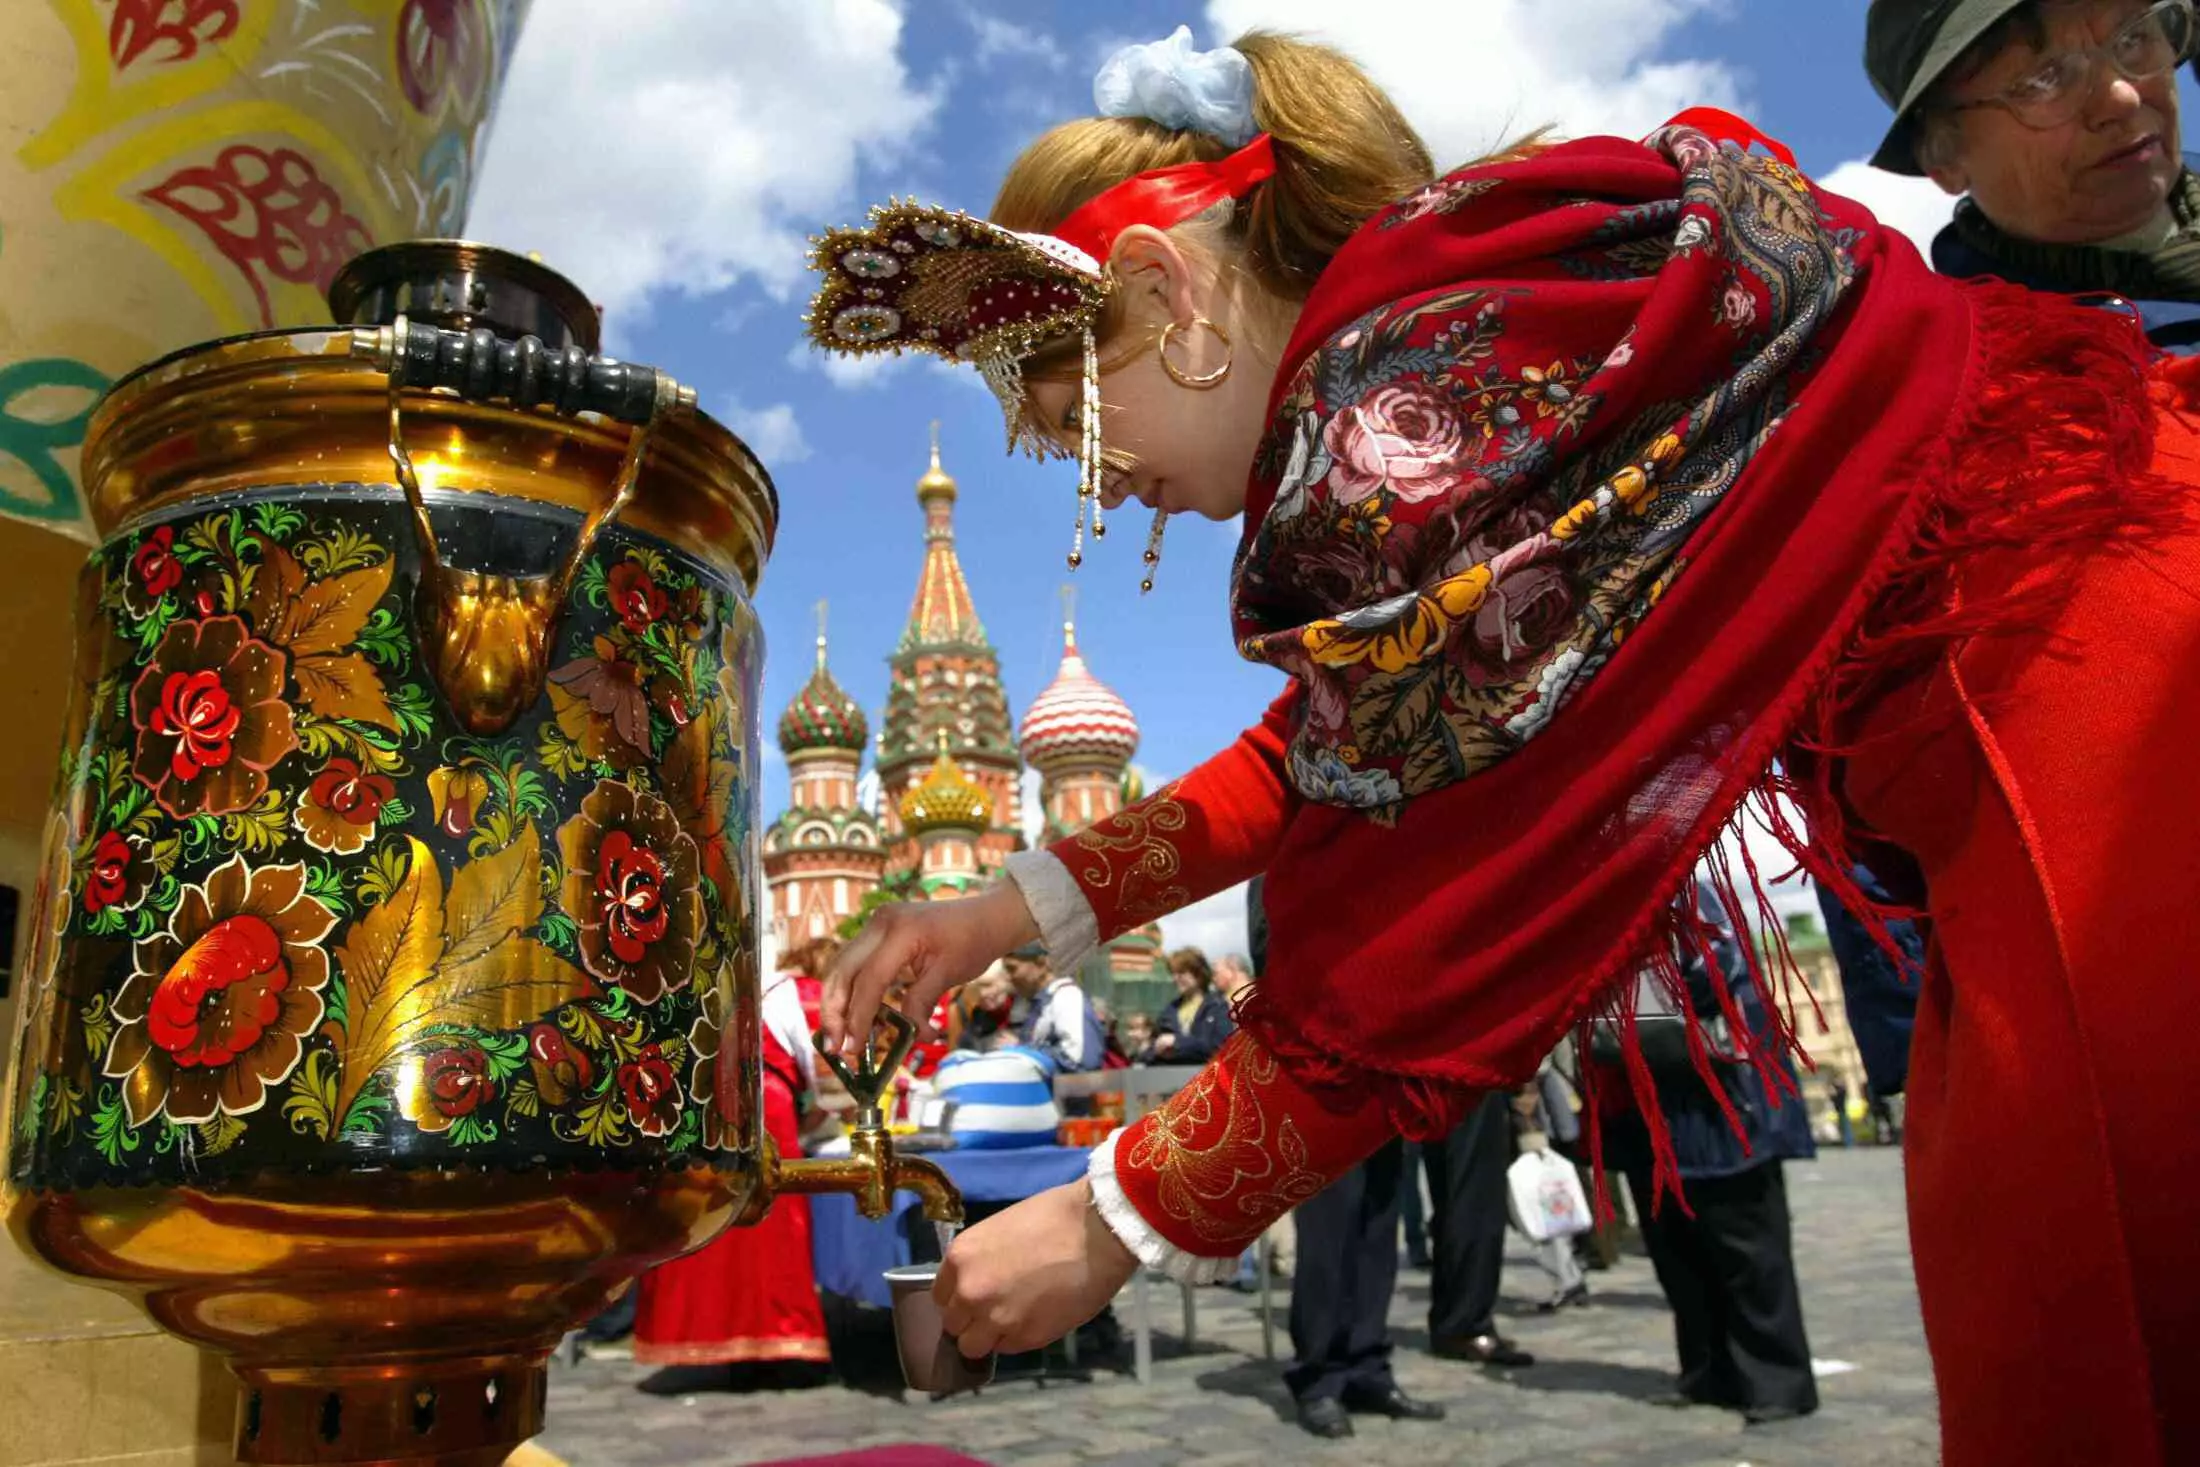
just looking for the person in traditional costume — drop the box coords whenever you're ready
[632,953,832,1387]
[808,26,2200,1465]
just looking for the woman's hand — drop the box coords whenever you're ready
[821,880,1038,1057]
[934,1178,1140,1358]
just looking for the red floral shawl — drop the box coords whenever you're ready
[1224,125,2178,1183]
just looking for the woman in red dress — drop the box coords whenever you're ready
[810,28,2200,1465]
[632,949,831,1386]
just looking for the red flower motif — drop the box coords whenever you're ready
[618,1043,683,1138]
[427,764,493,839]
[606,562,669,632]
[130,616,297,819]
[127,525,183,613]
[397,0,489,116]
[557,781,702,1004]
[83,830,151,915]
[141,145,372,329]
[527,1022,596,1107]
[107,0,239,71]
[104,858,335,1127]
[294,757,396,855]
[596,830,670,964]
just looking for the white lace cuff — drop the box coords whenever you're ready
[1000,849,1100,971]
[1086,1128,1241,1285]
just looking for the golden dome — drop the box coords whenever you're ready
[917,422,957,503]
[899,737,991,836]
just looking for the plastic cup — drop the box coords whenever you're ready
[883,1263,995,1398]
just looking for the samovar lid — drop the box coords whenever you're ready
[328,239,603,354]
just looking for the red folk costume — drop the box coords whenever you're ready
[634,973,830,1367]
[808,114,2200,1466]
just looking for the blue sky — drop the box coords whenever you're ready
[465,2,2197,953]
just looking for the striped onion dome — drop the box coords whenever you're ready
[777,632,868,755]
[1019,620,1139,775]
[898,739,993,836]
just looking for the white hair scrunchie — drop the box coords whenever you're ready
[1092,25,1259,147]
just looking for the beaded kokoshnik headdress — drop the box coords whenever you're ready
[802,28,1276,588]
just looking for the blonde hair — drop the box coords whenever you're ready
[991,31,1543,381]
[995,32,1435,297]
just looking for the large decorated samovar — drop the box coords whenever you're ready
[1,242,960,1466]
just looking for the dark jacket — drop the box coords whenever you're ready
[1930,161,2200,355]
[1153,987,1235,1066]
[1603,880,1816,1182]
[1814,864,1925,1099]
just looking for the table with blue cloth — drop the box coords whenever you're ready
[808,1145,1092,1308]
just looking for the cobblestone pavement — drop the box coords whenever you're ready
[538,1148,1936,1466]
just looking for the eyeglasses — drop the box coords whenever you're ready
[1945,0,2196,131]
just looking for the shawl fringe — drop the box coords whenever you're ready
[1234,282,2192,1213]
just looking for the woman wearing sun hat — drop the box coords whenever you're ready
[813,26,2200,1464]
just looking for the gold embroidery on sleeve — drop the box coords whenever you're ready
[1122,1032,1328,1244]
[1070,782,1191,929]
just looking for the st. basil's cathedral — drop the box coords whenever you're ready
[763,433,1170,1016]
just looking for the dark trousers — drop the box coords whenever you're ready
[1626,1161,1818,1414]
[1423,1091,1513,1341]
[1286,1138,1404,1402]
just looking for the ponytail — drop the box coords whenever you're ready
[992,31,1442,300]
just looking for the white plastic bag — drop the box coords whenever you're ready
[1506,1149,1594,1242]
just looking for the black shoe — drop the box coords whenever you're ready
[1536,1283,1590,1313]
[1744,1402,1818,1426]
[1431,1333,1535,1367]
[1343,1385,1446,1421]
[636,1364,729,1395]
[1404,1247,1432,1269]
[1296,1396,1355,1438]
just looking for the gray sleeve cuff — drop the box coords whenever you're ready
[1000,848,1100,971]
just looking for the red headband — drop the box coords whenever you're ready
[1053,133,1278,265]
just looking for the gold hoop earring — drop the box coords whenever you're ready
[1158,318,1232,390]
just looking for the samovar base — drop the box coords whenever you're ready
[233,1356,547,1466]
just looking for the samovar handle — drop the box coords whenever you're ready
[349,316,698,735]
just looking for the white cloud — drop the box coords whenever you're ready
[1205,0,1747,165]
[784,340,910,389]
[1815,160,1959,254]
[969,10,1068,71]
[723,400,812,463]
[466,0,935,339]
[1157,880,1252,962]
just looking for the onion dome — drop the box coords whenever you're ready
[916,427,958,503]
[777,619,868,755]
[899,735,993,836]
[1020,617,1139,775]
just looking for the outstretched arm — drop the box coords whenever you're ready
[821,688,1302,1059]
[1002,687,1301,969]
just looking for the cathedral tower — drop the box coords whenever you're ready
[763,606,885,950]
[874,427,1023,873]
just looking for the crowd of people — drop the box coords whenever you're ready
[618,2,2200,1462]
[805,2,2200,1464]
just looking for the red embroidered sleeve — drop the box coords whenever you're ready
[1051,688,1300,943]
[1110,1029,1397,1256]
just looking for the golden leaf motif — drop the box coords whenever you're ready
[293,651,398,730]
[245,540,306,641]
[443,822,542,967]
[331,838,446,1118]
[281,560,394,658]
[330,832,593,1122]
[435,940,596,1033]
